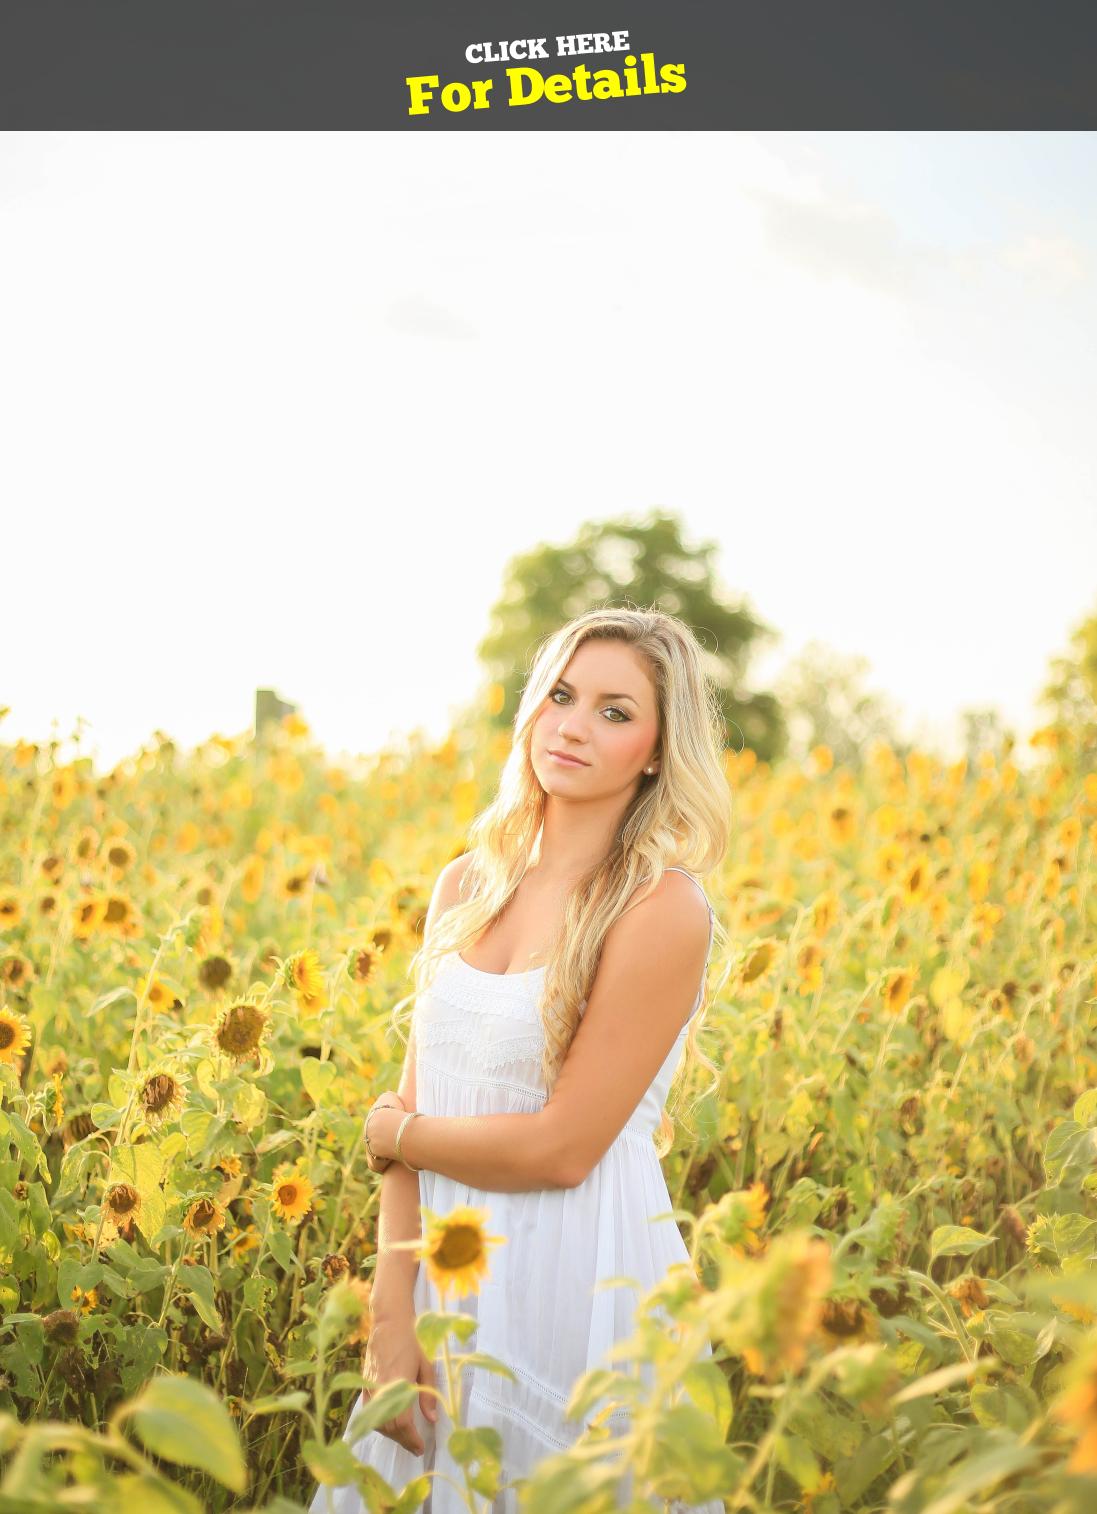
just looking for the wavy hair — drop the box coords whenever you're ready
[408,606,733,1156]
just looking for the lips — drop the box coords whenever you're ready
[548,749,589,767]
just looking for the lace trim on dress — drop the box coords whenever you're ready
[428,959,544,1021]
[415,1014,547,1075]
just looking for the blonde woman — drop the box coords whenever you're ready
[312,607,732,1514]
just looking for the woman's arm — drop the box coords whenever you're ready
[368,1025,425,1320]
[369,871,711,1192]
[368,854,472,1316]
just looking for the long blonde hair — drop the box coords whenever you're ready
[410,606,733,1156]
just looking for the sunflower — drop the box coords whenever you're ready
[62,1111,96,1148]
[183,1196,228,1239]
[71,893,107,940]
[42,1309,80,1345]
[948,1275,990,1318]
[284,948,324,1000]
[279,870,312,901]
[347,943,384,985]
[270,1166,316,1225]
[795,941,824,996]
[882,968,916,1015]
[902,855,932,904]
[230,1227,261,1261]
[198,954,233,991]
[100,893,139,937]
[136,973,177,1014]
[817,1297,878,1348]
[102,837,136,874]
[0,953,35,992]
[322,1253,351,1285]
[827,806,856,845]
[705,1182,768,1257]
[811,891,840,934]
[0,891,23,931]
[741,1233,833,1381]
[50,767,78,810]
[211,998,270,1063]
[240,855,265,904]
[0,1006,31,1066]
[72,825,99,863]
[139,1070,187,1127]
[39,852,64,882]
[37,892,59,918]
[739,938,777,986]
[414,1204,506,1304]
[101,1182,142,1241]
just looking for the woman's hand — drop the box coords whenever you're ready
[364,1093,406,1174]
[359,1310,439,1457]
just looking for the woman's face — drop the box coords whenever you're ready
[531,639,660,797]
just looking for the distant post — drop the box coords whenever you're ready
[254,688,297,736]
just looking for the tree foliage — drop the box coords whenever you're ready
[1039,598,1097,763]
[475,511,786,760]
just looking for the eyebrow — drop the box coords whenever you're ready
[556,678,639,706]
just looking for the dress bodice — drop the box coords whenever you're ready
[413,870,715,1142]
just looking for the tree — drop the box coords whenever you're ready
[771,641,906,768]
[1039,600,1097,762]
[475,510,786,761]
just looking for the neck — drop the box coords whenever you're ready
[529,790,636,885]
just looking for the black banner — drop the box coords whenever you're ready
[1,0,1096,129]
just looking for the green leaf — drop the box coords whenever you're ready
[1044,1120,1097,1188]
[301,1060,337,1104]
[123,1374,247,1492]
[0,1190,19,1252]
[414,1309,478,1358]
[447,1426,504,1497]
[241,1390,310,1416]
[178,1264,222,1332]
[970,1382,1037,1433]
[679,1359,733,1439]
[834,1435,897,1506]
[920,1440,1042,1514]
[1073,1089,1097,1128]
[302,1437,363,1486]
[85,984,137,1018]
[929,1225,993,1261]
[107,1473,204,1513]
[346,1379,418,1439]
[892,1358,989,1404]
[774,1432,823,1492]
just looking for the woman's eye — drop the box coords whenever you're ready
[550,689,628,722]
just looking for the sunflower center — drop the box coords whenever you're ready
[435,1224,483,1270]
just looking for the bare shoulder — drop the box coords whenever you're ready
[431,851,475,918]
[604,868,711,974]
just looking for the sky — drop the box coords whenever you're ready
[2,130,1095,771]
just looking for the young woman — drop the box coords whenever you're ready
[311,607,731,1513]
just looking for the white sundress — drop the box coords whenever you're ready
[310,868,723,1514]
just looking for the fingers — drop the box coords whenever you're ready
[380,1412,423,1457]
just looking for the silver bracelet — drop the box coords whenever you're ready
[394,1110,423,1173]
[363,1099,402,1165]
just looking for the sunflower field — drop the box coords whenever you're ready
[1,703,1096,1512]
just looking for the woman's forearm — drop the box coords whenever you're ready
[369,1159,424,1319]
[377,1107,571,1193]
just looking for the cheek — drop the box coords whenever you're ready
[607,724,652,766]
